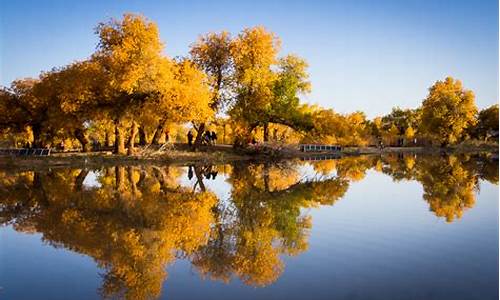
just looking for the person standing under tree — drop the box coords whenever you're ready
[204,130,212,145]
[211,131,217,145]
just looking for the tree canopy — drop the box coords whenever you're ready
[420,77,477,146]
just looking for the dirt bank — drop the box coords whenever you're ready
[0,142,497,170]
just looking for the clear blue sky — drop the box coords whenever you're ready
[1,0,498,117]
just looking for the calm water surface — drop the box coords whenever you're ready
[0,154,498,299]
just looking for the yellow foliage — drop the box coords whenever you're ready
[420,77,477,145]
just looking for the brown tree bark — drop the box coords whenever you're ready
[104,167,113,177]
[75,128,91,152]
[263,122,269,142]
[137,170,147,188]
[193,165,206,192]
[74,169,89,191]
[114,119,126,155]
[263,163,270,192]
[127,121,139,155]
[138,126,147,146]
[32,124,43,148]
[105,130,113,147]
[151,121,165,145]
[128,166,138,196]
[152,167,168,193]
[193,122,205,149]
[115,166,125,192]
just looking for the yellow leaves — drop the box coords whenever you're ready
[190,31,232,78]
[475,104,499,139]
[95,14,164,94]
[167,59,214,123]
[420,76,478,145]
[388,124,399,136]
[312,160,337,175]
[229,26,280,124]
[121,230,145,259]
[93,13,169,106]
[12,166,218,299]
[189,31,234,112]
[233,227,284,287]
[405,126,415,139]
[231,26,280,72]
[404,156,416,170]
[277,54,311,94]
[305,108,370,146]
[415,155,478,222]
[244,164,300,191]
[46,61,102,114]
[61,209,82,224]
[2,16,316,151]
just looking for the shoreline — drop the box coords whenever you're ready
[0,143,497,171]
[342,144,499,155]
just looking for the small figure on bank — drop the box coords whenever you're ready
[204,130,212,145]
[187,165,194,180]
[187,130,193,147]
[376,137,383,150]
[211,131,217,145]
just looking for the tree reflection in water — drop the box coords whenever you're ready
[0,153,497,299]
[378,153,497,222]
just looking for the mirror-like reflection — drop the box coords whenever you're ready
[0,153,497,299]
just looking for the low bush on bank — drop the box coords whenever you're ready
[240,142,298,158]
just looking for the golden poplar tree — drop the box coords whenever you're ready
[420,77,477,146]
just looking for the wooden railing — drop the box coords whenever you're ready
[299,144,342,152]
[301,153,342,161]
[0,148,51,156]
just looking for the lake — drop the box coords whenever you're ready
[0,153,498,300]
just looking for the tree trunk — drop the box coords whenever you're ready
[263,163,270,192]
[151,122,165,145]
[115,166,125,192]
[153,167,168,193]
[137,170,147,188]
[75,128,91,152]
[114,119,126,155]
[105,130,113,147]
[138,126,147,146]
[263,122,269,142]
[32,124,42,148]
[193,165,206,192]
[74,169,89,191]
[127,121,139,155]
[193,123,205,149]
[223,124,226,144]
[128,166,138,196]
[105,167,113,177]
